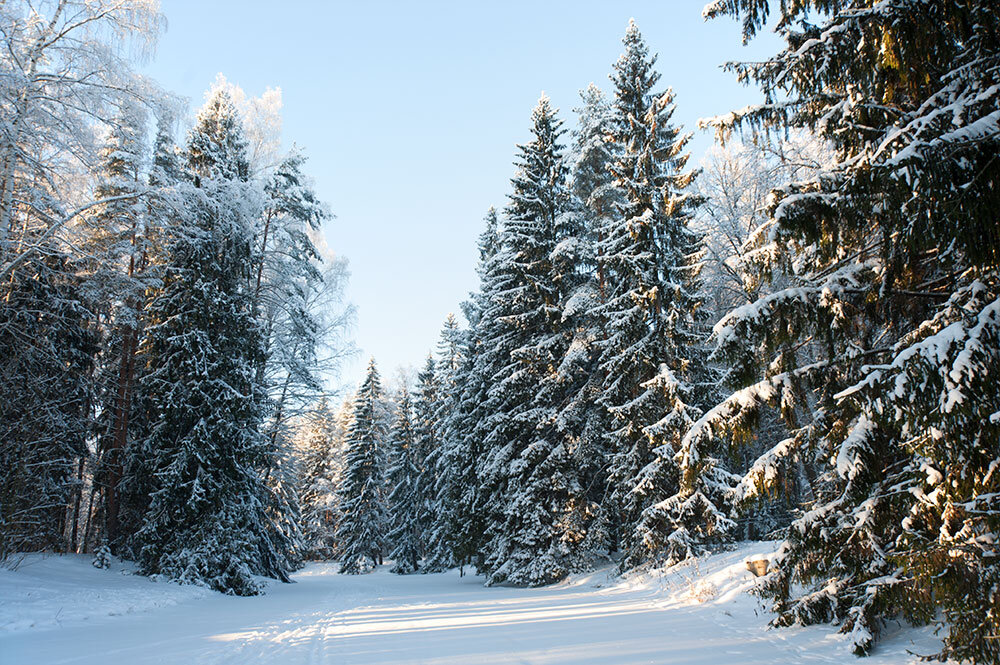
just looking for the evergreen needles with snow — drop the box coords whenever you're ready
[296,399,341,560]
[129,90,291,595]
[475,97,586,587]
[337,358,389,575]
[592,20,713,569]
[421,314,467,572]
[386,387,421,574]
[698,0,1000,659]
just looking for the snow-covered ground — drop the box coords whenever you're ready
[1,543,945,664]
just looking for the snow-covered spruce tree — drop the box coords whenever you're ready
[337,358,389,574]
[525,107,609,572]
[129,89,290,595]
[114,114,184,555]
[439,209,503,574]
[412,354,439,557]
[78,114,188,555]
[693,136,831,541]
[563,85,621,558]
[421,314,466,572]
[386,386,422,574]
[327,398,355,558]
[477,95,585,586]
[303,396,353,561]
[296,398,340,560]
[592,20,714,570]
[264,430,306,570]
[693,1,1000,658]
[469,212,534,580]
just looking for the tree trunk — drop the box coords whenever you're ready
[68,457,85,553]
[104,239,140,551]
[105,322,138,550]
[81,482,99,553]
[254,208,274,307]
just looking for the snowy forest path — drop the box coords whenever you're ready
[1,549,938,664]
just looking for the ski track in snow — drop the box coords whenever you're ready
[0,543,944,665]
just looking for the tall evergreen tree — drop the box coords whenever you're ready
[592,20,710,569]
[386,386,421,574]
[296,398,340,560]
[128,89,289,595]
[337,358,389,574]
[544,85,622,561]
[442,209,503,573]
[694,1,1000,659]
[115,113,183,554]
[411,354,439,556]
[477,96,583,586]
[421,314,465,572]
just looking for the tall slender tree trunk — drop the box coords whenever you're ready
[104,231,141,551]
[254,208,274,305]
[105,323,138,549]
[81,481,98,553]
[252,208,275,390]
[68,457,85,552]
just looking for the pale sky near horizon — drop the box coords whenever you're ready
[142,1,781,393]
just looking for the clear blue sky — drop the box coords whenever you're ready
[143,1,779,391]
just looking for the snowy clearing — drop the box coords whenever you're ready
[1,543,945,665]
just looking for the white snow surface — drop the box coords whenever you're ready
[1,543,946,664]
